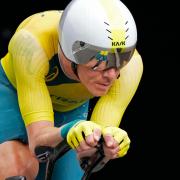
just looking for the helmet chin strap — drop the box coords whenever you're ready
[71,62,80,80]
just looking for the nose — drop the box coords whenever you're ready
[103,68,118,80]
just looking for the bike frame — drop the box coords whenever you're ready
[35,139,105,180]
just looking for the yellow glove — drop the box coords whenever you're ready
[67,121,102,149]
[102,127,130,157]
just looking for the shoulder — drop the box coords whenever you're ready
[121,49,143,74]
[9,10,64,59]
[8,29,49,74]
[16,10,62,32]
[8,29,43,54]
[13,10,62,39]
[131,49,143,65]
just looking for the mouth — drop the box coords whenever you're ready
[95,82,110,91]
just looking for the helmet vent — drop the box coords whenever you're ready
[108,36,113,40]
[125,21,129,39]
[104,22,113,41]
[106,29,112,33]
[104,22,110,26]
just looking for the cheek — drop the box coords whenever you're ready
[79,68,99,83]
[87,72,102,84]
[78,68,90,84]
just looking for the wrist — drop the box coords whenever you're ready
[60,119,84,139]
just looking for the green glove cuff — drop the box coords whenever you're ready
[60,119,81,139]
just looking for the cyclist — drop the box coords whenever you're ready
[0,0,143,179]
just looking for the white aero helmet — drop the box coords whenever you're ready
[59,0,137,69]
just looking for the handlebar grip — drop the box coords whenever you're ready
[35,139,71,163]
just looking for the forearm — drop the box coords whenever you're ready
[33,126,63,148]
[90,98,124,127]
[26,121,64,154]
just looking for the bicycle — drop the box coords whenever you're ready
[35,138,105,180]
[5,138,105,180]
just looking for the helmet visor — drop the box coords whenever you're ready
[72,41,135,69]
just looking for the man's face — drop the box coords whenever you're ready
[58,45,120,96]
[78,58,120,96]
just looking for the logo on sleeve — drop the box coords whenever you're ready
[45,66,59,82]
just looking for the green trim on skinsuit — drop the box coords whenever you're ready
[45,54,78,86]
[60,119,81,138]
[0,62,28,144]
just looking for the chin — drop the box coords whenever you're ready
[90,89,108,97]
[84,83,110,97]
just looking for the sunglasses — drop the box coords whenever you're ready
[72,41,135,69]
